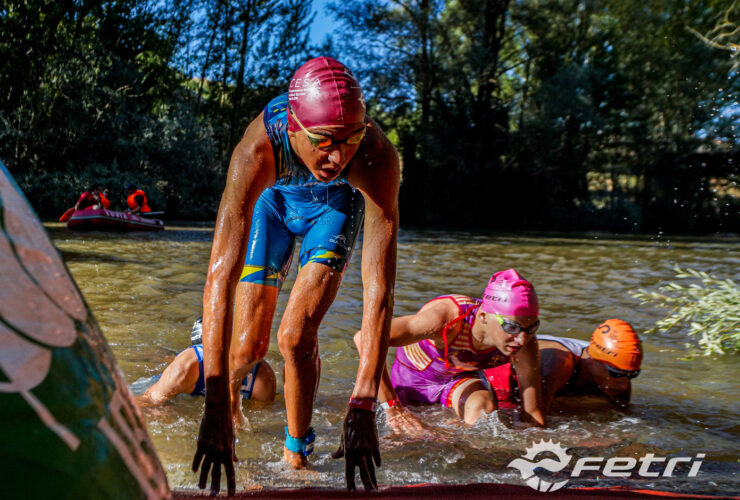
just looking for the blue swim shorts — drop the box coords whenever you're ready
[239,183,365,287]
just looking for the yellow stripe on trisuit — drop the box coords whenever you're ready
[239,265,279,281]
[306,250,340,264]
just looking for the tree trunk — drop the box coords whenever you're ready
[197,0,224,111]
[229,0,253,149]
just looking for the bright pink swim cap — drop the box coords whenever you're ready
[287,57,366,133]
[481,269,539,317]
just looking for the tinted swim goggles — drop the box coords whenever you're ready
[495,314,540,336]
[605,364,640,379]
[289,105,365,149]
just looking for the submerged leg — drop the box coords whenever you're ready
[229,281,278,428]
[451,378,496,425]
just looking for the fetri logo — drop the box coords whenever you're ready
[508,440,705,493]
[508,440,571,492]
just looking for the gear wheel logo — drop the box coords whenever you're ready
[507,439,572,492]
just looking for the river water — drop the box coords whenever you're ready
[48,224,739,495]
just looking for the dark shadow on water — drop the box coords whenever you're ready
[46,225,215,243]
[396,229,740,249]
[58,248,140,264]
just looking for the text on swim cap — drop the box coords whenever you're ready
[592,343,618,357]
[289,77,321,89]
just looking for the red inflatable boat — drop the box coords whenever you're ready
[66,208,164,231]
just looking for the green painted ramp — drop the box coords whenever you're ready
[0,162,170,499]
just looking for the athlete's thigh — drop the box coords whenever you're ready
[299,185,364,272]
[442,375,490,411]
[240,187,296,288]
[279,262,343,336]
[231,281,279,361]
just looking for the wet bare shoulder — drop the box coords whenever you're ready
[417,297,462,337]
[221,112,276,205]
[540,344,575,379]
[228,112,273,179]
[538,339,572,354]
[348,118,400,194]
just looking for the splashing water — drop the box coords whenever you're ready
[49,225,740,494]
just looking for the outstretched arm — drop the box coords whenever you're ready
[137,349,200,406]
[193,115,275,496]
[511,336,547,427]
[354,305,456,401]
[334,123,399,492]
[346,120,413,401]
[352,325,426,440]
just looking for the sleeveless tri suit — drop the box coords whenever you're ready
[239,93,365,287]
[390,295,509,408]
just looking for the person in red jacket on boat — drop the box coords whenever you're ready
[74,185,102,211]
[99,188,111,210]
[126,184,151,214]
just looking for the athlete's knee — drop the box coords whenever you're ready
[469,393,495,413]
[462,391,495,423]
[277,327,318,365]
[230,342,266,371]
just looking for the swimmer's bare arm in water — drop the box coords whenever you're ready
[511,336,547,427]
[377,363,428,439]
[137,350,200,406]
[537,344,575,413]
[193,114,275,496]
[353,301,457,439]
[385,300,461,436]
[332,121,400,491]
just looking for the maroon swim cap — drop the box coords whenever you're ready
[287,57,366,132]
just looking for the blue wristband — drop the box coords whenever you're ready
[284,426,315,456]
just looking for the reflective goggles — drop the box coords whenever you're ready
[289,105,365,149]
[605,364,640,379]
[495,314,540,336]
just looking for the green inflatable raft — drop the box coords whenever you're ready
[0,161,170,499]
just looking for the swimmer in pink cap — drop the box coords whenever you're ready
[351,269,546,435]
[193,57,401,494]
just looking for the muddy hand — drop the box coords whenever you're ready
[332,407,381,491]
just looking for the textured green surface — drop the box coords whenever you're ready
[0,161,169,499]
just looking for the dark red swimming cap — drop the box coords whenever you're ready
[287,57,366,132]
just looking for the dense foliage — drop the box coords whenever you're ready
[631,267,740,356]
[1,0,738,228]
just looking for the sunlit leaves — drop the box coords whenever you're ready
[631,266,740,356]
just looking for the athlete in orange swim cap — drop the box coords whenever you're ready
[483,319,643,411]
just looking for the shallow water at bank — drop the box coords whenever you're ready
[48,224,740,494]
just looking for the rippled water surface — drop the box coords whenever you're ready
[48,224,739,494]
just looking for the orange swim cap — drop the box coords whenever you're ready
[587,319,643,371]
